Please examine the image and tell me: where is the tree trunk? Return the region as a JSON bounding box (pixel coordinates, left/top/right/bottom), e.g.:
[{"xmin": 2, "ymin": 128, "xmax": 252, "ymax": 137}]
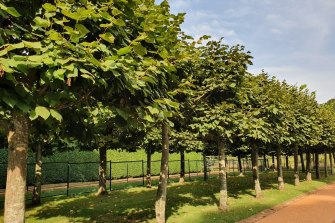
[
  {"xmin": 299, "ymin": 150, "xmax": 305, "ymax": 173},
  {"xmin": 315, "ymin": 152, "xmax": 320, "ymax": 179},
  {"xmin": 179, "ymin": 149, "xmax": 185, "ymax": 184},
  {"xmin": 97, "ymin": 147, "xmax": 108, "ymax": 195},
  {"xmin": 263, "ymin": 154, "xmax": 267, "ymax": 170},
  {"xmin": 4, "ymin": 112, "xmax": 29, "ymax": 223},
  {"xmin": 218, "ymin": 139, "xmax": 228, "ymax": 211},
  {"xmin": 293, "ymin": 146, "xmax": 299, "ymax": 186},
  {"xmin": 324, "ymin": 151, "xmax": 328, "ymax": 177},
  {"xmin": 146, "ymin": 148, "xmax": 152, "ymax": 188},
  {"xmin": 32, "ymin": 143, "xmax": 42, "ymax": 206},
  {"xmin": 329, "ymin": 151, "xmax": 333, "ymax": 175},
  {"xmin": 237, "ymin": 154, "xmax": 243, "ymax": 176},
  {"xmin": 306, "ymin": 150, "xmax": 312, "ymax": 181},
  {"xmin": 203, "ymin": 152, "xmax": 208, "ymax": 181},
  {"xmin": 285, "ymin": 155, "xmax": 289, "ymax": 170},
  {"xmin": 277, "ymin": 146, "xmax": 284, "ymax": 190},
  {"xmin": 155, "ymin": 122, "xmax": 169, "ymax": 223},
  {"xmin": 251, "ymin": 146, "xmax": 262, "ymax": 198}
]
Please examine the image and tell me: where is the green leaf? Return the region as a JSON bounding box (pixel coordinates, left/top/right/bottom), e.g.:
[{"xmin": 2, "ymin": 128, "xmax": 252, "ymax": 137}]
[
  {"xmin": 112, "ymin": 8, "xmax": 122, "ymax": 16},
  {"xmin": 144, "ymin": 114, "xmax": 154, "ymax": 122},
  {"xmin": 112, "ymin": 18, "xmax": 126, "ymax": 26},
  {"xmin": 164, "ymin": 99, "xmax": 179, "ymax": 109},
  {"xmin": 53, "ymin": 69, "xmax": 66, "ymax": 80},
  {"xmin": 147, "ymin": 106, "xmax": 159, "ymax": 115},
  {"xmin": 33, "ymin": 17, "xmax": 50, "ymax": 28},
  {"xmin": 35, "ymin": 106, "xmax": 50, "ymax": 120},
  {"xmin": 133, "ymin": 44, "xmax": 147, "ymax": 56},
  {"xmin": 2, "ymin": 95, "xmax": 17, "ymax": 108},
  {"xmin": 50, "ymin": 109, "xmax": 62, "ymax": 121},
  {"xmin": 158, "ymin": 48, "xmax": 169, "ymax": 59},
  {"xmin": 229, "ymin": 82, "xmax": 236, "ymax": 88},
  {"xmin": 23, "ymin": 41, "xmax": 42, "ymax": 49},
  {"xmin": 133, "ymin": 32, "xmax": 148, "ymax": 42},
  {"xmin": 99, "ymin": 32, "xmax": 115, "ymax": 44},
  {"xmin": 0, "ymin": 4, "xmax": 21, "ymax": 17},
  {"xmin": 43, "ymin": 3, "xmax": 57, "ymax": 12},
  {"xmin": 75, "ymin": 24, "xmax": 90, "ymax": 35},
  {"xmin": 117, "ymin": 46, "xmax": 132, "ymax": 56},
  {"xmin": 16, "ymin": 102, "xmax": 30, "ymax": 113},
  {"xmin": 29, "ymin": 110, "xmax": 38, "ymax": 120}
]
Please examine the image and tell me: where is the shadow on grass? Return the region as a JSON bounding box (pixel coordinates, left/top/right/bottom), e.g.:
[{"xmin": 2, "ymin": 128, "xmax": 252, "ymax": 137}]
[
  {"xmin": 1, "ymin": 171, "xmax": 334, "ymax": 223},
  {"xmin": 21, "ymin": 173, "xmax": 280, "ymax": 222}
]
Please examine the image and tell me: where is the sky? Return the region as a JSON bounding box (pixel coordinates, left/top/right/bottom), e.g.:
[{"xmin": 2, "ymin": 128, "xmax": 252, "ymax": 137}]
[{"xmin": 165, "ymin": 0, "xmax": 335, "ymax": 103}]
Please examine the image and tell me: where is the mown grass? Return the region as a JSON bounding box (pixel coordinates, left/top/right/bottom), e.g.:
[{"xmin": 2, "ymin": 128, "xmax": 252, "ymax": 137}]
[{"xmin": 1, "ymin": 170, "xmax": 334, "ymax": 223}]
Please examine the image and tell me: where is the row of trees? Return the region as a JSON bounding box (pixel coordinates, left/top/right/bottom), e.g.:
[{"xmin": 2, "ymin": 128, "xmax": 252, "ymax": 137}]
[{"xmin": 1, "ymin": 0, "xmax": 335, "ymax": 223}]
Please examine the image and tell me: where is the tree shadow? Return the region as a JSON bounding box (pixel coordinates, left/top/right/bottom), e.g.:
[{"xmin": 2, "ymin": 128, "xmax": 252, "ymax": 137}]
[
  {"xmin": 19, "ymin": 171, "xmax": 335, "ymax": 223},
  {"xmin": 24, "ymin": 174, "xmax": 271, "ymax": 222}
]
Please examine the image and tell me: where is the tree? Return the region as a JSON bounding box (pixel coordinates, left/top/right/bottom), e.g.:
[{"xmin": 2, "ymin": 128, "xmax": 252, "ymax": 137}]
[
  {"xmin": 1, "ymin": 0, "xmax": 186, "ymax": 221},
  {"xmin": 190, "ymin": 39, "xmax": 253, "ymax": 209}
]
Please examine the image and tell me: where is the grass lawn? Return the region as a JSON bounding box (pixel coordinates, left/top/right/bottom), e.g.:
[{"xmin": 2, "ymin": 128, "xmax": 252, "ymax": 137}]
[{"xmin": 1, "ymin": 171, "xmax": 335, "ymax": 223}]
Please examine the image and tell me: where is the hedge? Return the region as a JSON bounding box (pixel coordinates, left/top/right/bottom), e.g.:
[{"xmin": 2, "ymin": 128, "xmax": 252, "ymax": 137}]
[{"xmin": 0, "ymin": 148, "xmax": 202, "ymax": 188}]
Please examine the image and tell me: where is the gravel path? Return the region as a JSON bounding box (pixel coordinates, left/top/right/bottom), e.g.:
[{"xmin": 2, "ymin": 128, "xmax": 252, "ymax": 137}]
[{"xmin": 241, "ymin": 183, "xmax": 335, "ymax": 223}]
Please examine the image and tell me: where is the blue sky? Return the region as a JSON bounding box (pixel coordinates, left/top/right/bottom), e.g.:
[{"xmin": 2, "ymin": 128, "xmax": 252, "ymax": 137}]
[{"xmin": 166, "ymin": 0, "xmax": 335, "ymax": 103}]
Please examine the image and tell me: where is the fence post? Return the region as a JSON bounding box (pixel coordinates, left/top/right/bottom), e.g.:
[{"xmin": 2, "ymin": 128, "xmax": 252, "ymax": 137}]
[
  {"xmin": 109, "ymin": 160, "xmax": 112, "ymax": 191},
  {"xmin": 126, "ymin": 162, "xmax": 129, "ymax": 182},
  {"xmin": 188, "ymin": 159, "xmax": 191, "ymax": 180},
  {"xmin": 232, "ymin": 160, "xmax": 235, "ymax": 176},
  {"xmin": 142, "ymin": 160, "xmax": 144, "ymax": 186},
  {"xmin": 66, "ymin": 162, "xmax": 70, "ymax": 197}
]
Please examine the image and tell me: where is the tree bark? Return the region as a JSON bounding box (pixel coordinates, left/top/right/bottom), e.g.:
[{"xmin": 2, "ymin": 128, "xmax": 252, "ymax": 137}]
[
  {"xmin": 155, "ymin": 122, "xmax": 169, "ymax": 223},
  {"xmin": 324, "ymin": 151, "xmax": 328, "ymax": 177},
  {"xmin": 299, "ymin": 150, "xmax": 305, "ymax": 173},
  {"xmin": 277, "ymin": 146, "xmax": 284, "ymax": 190},
  {"xmin": 146, "ymin": 148, "xmax": 152, "ymax": 188},
  {"xmin": 237, "ymin": 154, "xmax": 243, "ymax": 176},
  {"xmin": 4, "ymin": 112, "xmax": 29, "ymax": 223},
  {"xmin": 294, "ymin": 146, "xmax": 299, "ymax": 186},
  {"xmin": 251, "ymin": 146, "xmax": 262, "ymax": 198},
  {"xmin": 315, "ymin": 152, "xmax": 320, "ymax": 179},
  {"xmin": 285, "ymin": 155, "xmax": 289, "ymax": 170},
  {"xmin": 329, "ymin": 151, "xmax": 333, "ymax": 175},
  {"xmin": 97, "ymin": 147, "xmax": 108, "ymax": 195},
  {"xmin": 32, "ymin": 143, "xmax": 42, "ymax": 206},
  {"xmin": 179, "ymin": 148, "xmax": 185, "ymax": 184},
  {"xmin": 306, "ymin": 150, "xmax": 312, "ymax": 181},
  {"xmin": 218, "ymin": 139, "xmax": 228, "ymax": 211}
]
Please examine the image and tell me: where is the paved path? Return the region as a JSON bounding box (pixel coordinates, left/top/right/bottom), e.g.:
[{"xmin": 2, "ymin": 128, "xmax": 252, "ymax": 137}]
[{"xmin": 244, "ymin": 183, "xmax": 335, "ymax": 223}]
